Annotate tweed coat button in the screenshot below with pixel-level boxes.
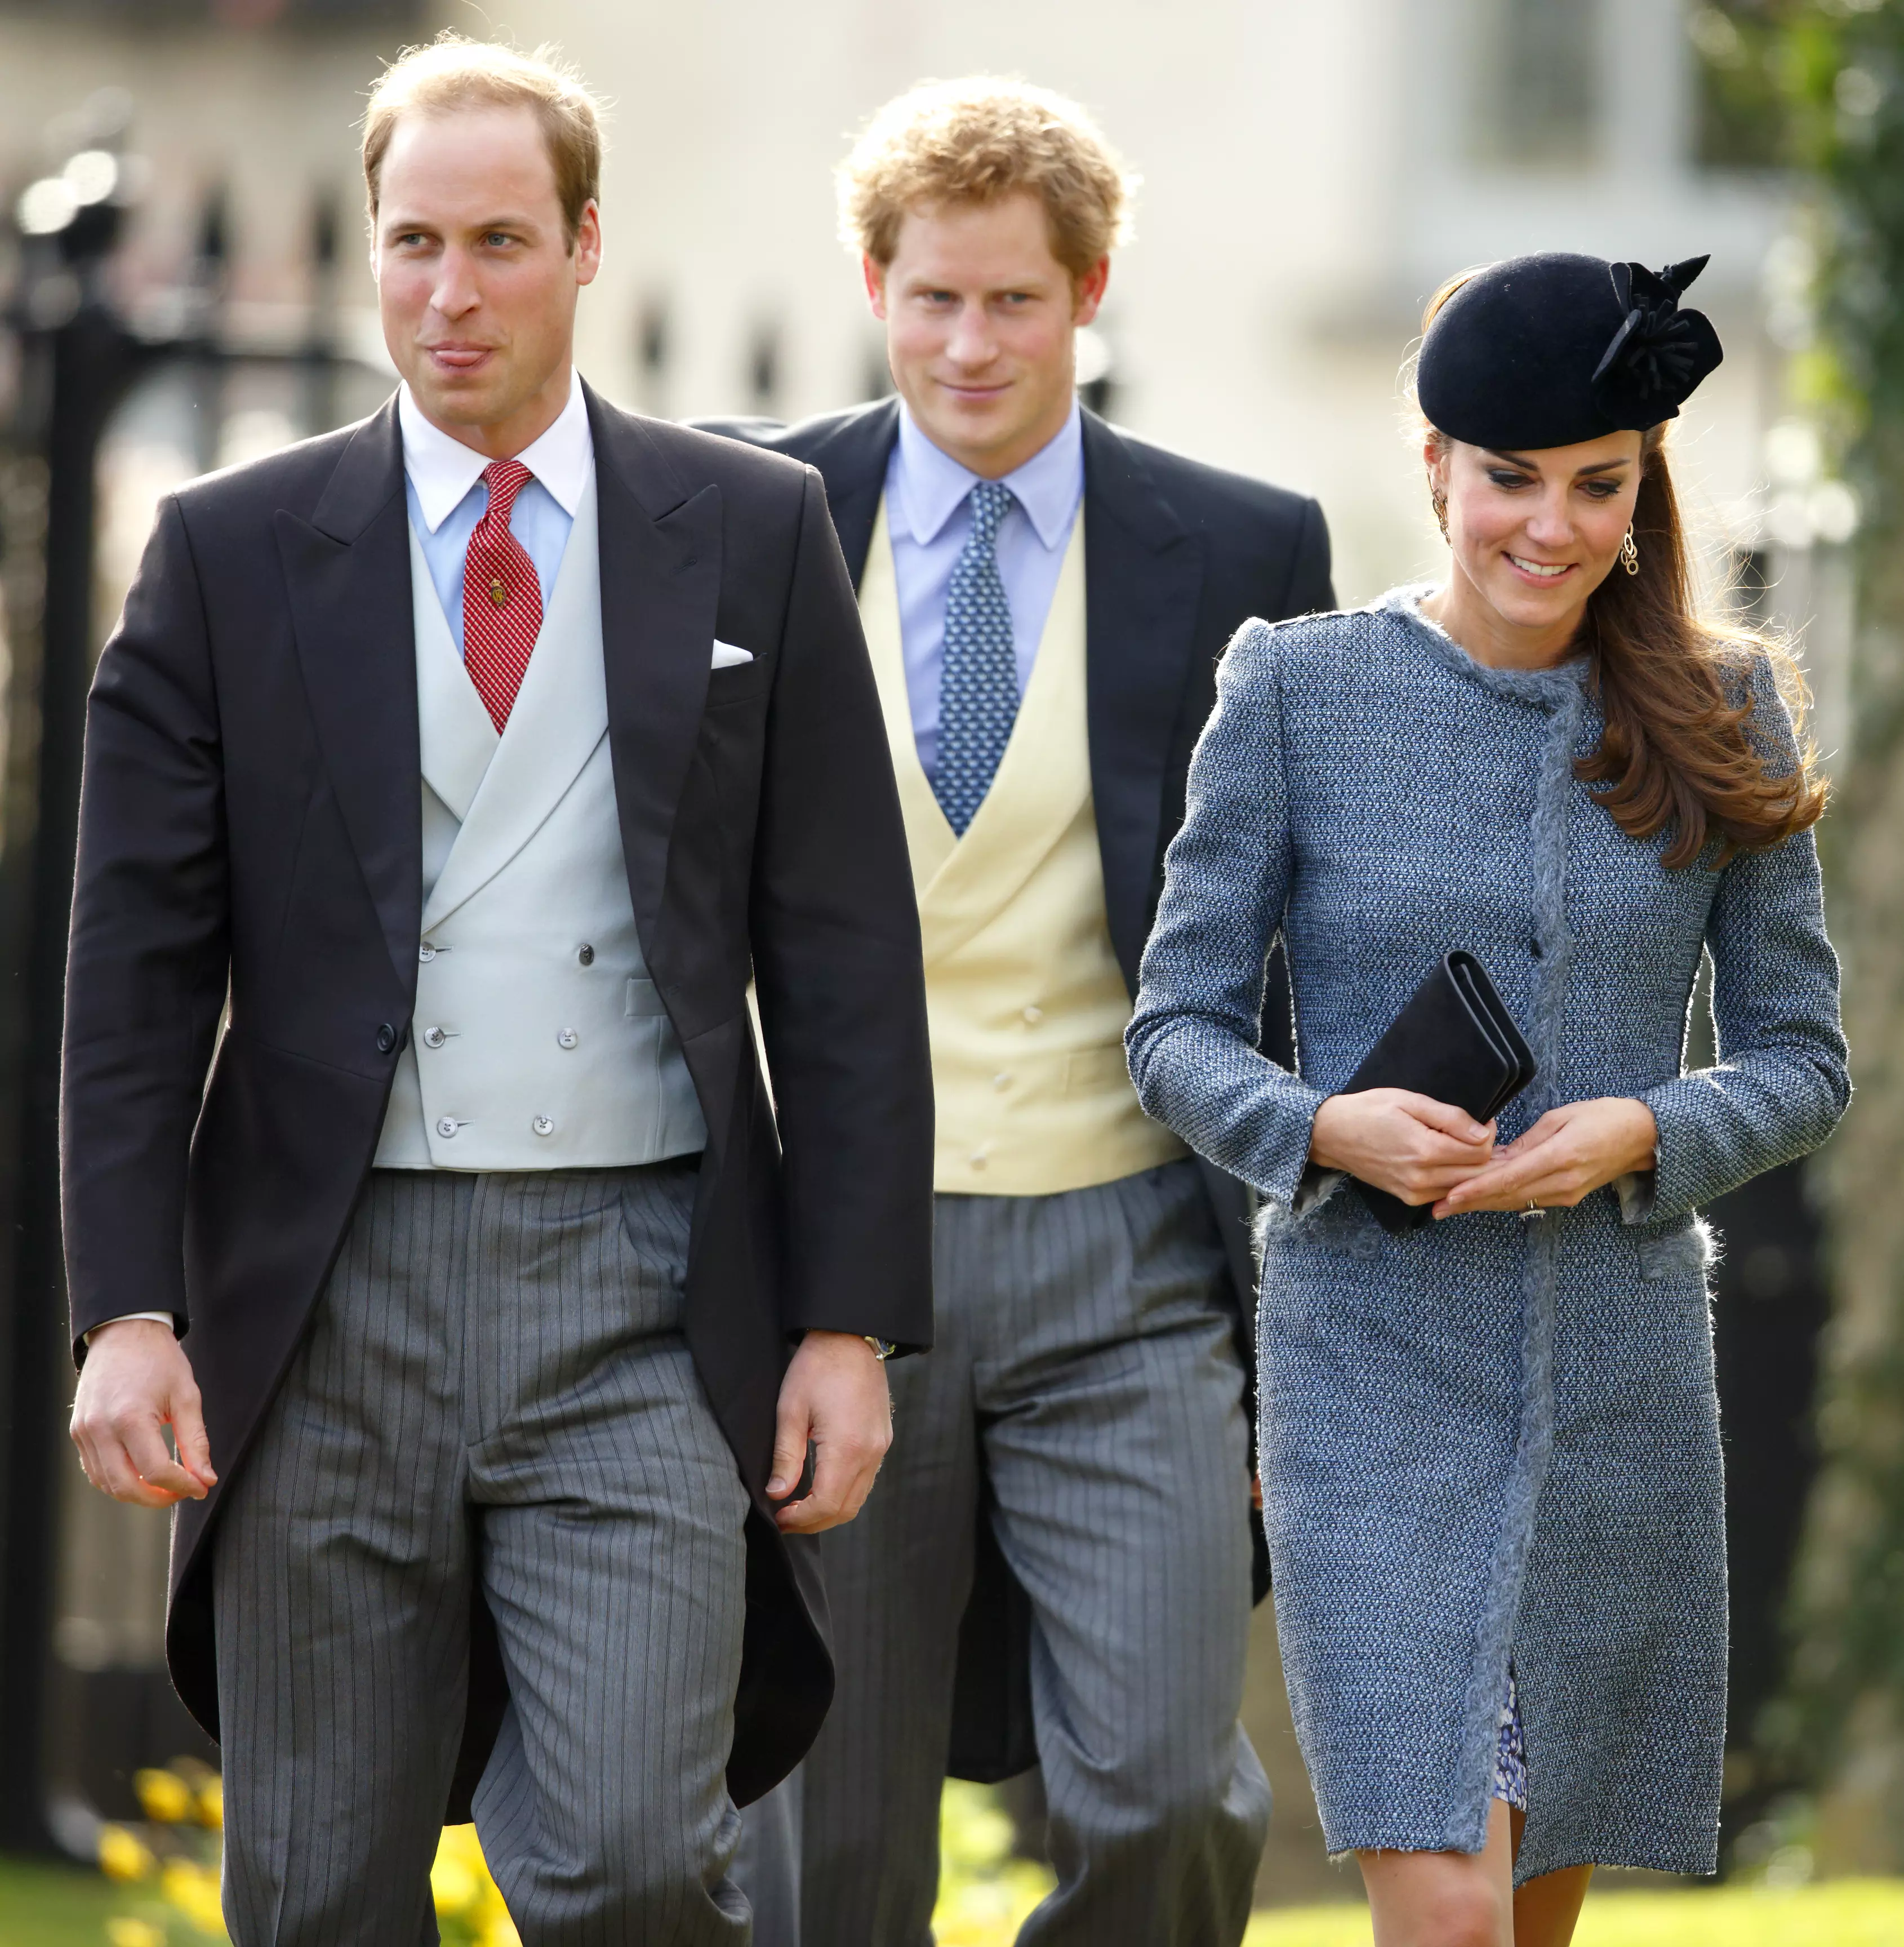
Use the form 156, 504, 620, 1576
577, 944, 595, 966
557, 1029, 579, 1049
422, 1026, 447, 1049
375, 1023, 397, 1054
533, 1115, 555, 1136
436, 1117, 459, 1139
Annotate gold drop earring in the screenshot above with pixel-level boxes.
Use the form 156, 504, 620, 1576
1431, 488, 1449, 541
1620, 527, 1640, 576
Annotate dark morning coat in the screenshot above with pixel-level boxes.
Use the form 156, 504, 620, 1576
699, 398, 1334, 1777
60, 385, 936, 1812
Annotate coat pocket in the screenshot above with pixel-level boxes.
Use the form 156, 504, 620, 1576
1636, 1217, 1716, 1281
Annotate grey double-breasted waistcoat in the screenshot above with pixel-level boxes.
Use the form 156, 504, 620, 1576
1126, 590, 1848, 1879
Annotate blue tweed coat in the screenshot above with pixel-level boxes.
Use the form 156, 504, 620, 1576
1126, 590, 1848, 1880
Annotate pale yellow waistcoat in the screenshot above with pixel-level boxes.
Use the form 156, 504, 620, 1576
861, 497, 1187, 1194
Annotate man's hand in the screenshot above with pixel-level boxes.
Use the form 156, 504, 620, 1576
1433, 1097, 1658, 1218
1310, 1088, 1497, 1206
70, 1319, 215, 1508
768, 1330, 891, 1535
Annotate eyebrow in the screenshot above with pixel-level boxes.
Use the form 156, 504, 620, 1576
1484, 448, 1631, 478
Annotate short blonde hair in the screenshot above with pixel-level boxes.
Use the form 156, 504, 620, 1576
838, 78, 1135, 283
362, 33, 603, 247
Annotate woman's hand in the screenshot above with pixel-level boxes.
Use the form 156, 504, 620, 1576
1309, 1090, 1497, 1206
1432, 1097, 1657, 1219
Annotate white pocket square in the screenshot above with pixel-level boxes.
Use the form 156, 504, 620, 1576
711, 640, 754, 669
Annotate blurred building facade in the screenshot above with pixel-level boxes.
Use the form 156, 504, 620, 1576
0, 0, 1844, 1896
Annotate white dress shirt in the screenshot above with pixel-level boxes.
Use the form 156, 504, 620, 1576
887, 400, 1084, 782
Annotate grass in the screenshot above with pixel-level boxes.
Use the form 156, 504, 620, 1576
0, 1860, 116, 1947
8, 1843, 1904, 1947
1239, 1878, 1904, 1946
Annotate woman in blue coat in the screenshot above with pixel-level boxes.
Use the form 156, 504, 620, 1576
1127, 254, 1847, 1947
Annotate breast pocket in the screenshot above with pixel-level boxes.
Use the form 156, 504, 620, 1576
704, 659, 772, 708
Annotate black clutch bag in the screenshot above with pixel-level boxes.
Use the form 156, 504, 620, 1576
1337, 951, 1537, 1234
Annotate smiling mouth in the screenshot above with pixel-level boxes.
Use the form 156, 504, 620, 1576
1506, 553, 1573, 580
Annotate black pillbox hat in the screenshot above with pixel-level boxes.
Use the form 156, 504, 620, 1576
1416, 251, 1724, 451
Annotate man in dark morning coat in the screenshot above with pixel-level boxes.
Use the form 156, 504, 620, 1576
707, 79, 1333, 1946
63, 41, 931, 1942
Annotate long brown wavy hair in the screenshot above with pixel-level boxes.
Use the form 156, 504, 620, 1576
1416, 276, 1827, 870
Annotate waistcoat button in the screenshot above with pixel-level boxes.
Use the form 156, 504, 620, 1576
436, 1117, 459, 1139
375, 1023, 397, 1054
533, 1115, 555, 1137
577, 944, 595, 967
422, 1026, 447, 1050
557, 1029, 579, 1050
419, 943, 437, 963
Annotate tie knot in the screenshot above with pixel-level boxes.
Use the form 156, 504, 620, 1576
968, 478, 1014, 541
482, 457, 534, 522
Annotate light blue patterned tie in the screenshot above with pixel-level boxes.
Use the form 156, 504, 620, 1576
936, 479, 1019, 836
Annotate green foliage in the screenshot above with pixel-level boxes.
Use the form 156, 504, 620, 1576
1700, 0, 1904, 1868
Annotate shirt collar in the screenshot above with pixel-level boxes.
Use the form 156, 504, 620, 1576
891, 397, 1083, 552
398, 369, 594, 532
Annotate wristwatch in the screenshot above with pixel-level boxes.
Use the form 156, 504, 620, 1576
862, 1335, 897, 1362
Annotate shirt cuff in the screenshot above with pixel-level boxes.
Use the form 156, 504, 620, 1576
83, 1312, 177, 1347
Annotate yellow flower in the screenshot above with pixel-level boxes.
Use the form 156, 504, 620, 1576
160, 1855, 230, 1937
134, 1767, 197, 1824
433, 1824, 497, 1919
105, 1922, 167, 1947
198, 1775, 224, 1830
97, 1824, 157, 1883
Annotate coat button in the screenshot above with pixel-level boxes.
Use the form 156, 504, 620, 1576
1022, 1005, 1042, 1025
422, 1026, 447, 1049
375, 1023, 397, 1054
533, 1115, 555, 1136
577, 944, 595, 966
419, 943, 437, 963
557, 1029, 579, 1050
993, 1072, 1012, 1090
436, 1117, 459, 1139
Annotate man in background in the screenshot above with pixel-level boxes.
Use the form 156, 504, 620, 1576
709, 78, 1333, 1946
64, 37, 931, 1942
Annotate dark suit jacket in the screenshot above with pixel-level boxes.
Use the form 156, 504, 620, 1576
698, 399, 1334, 1777
61, 385, 935, 1811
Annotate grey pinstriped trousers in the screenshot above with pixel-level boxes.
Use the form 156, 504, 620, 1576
781, 1159, 1270, 1946
213, 1162, 750, 1946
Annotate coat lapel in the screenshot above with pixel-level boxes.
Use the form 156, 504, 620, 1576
588, 386, 724, 941
274, 397, 421, 990
1082, 410, 1207, 988
799, 398, 898, 590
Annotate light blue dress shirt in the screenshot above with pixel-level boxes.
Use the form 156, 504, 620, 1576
404, 479, 572, 658
398, 376, 592, 657
887, 400, 1084, 783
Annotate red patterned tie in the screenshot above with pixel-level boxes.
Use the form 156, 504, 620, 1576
461, 458, 543, 731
